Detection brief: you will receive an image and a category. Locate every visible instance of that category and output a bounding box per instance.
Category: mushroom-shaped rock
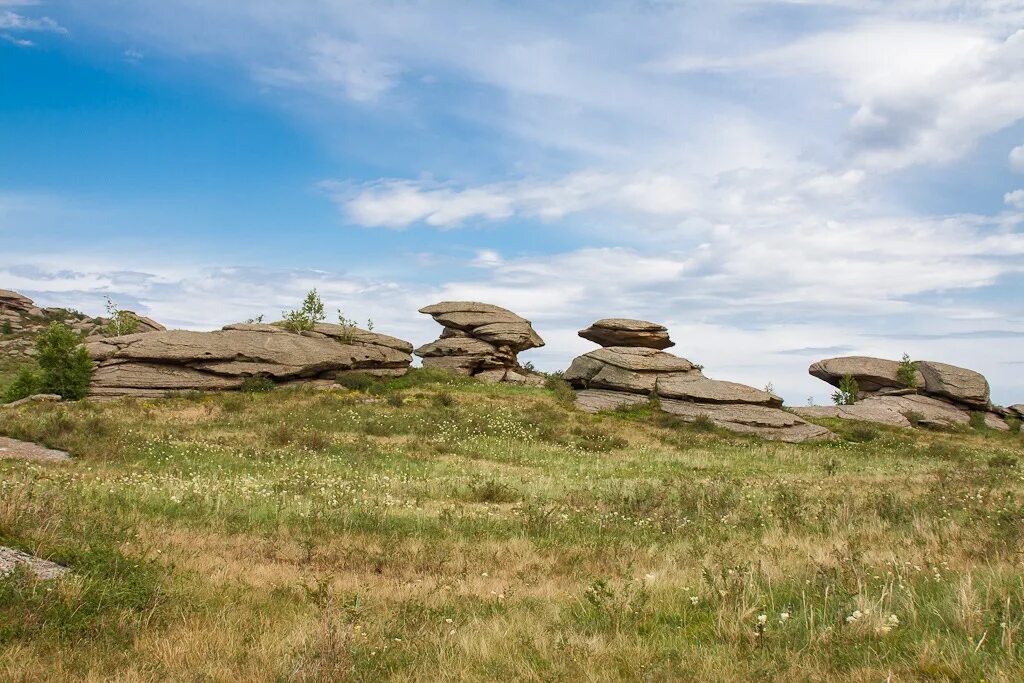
[563,329,831,442]
[415,301,544,383]
[578,318,674,350]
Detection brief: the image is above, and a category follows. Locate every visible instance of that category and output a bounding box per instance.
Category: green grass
[1,377,1023,681]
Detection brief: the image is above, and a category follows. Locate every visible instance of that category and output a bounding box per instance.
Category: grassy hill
[1,371,1023,681]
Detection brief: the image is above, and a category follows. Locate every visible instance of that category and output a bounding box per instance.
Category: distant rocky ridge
[797,356,1013,430]
[564,318,833,443]
[1,289,164,362]
[415,301,545,385]
[86,323,413,398]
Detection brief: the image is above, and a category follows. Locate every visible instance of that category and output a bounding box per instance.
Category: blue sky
[2,0,1023,405]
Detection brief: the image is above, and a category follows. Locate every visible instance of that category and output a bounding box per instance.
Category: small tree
[337,309,358,342]
[36,322,94,400]
[3,367,43,403]
[104,296,140,337]
[896,352,918,389]
[831,373,859,406]
[281,289,326,333]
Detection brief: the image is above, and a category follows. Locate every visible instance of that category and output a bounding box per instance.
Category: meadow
[1,370,1023,681]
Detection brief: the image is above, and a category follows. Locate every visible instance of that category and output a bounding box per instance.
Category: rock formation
[798,356,1011,430]
[1,289,165,363]
[87,322,413,398]
[578,318,674,350]
[414,302,545,385]
[564,319,832,443]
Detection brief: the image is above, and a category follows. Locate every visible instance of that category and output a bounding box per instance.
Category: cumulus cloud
[1011,144,1024,172]
[1005,189,1024,208]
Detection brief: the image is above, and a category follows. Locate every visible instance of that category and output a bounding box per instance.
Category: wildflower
[690,596,699,606]
[846,610,863,624]
[887,614,899,627]
[757,614,767,626]
[779,611,791,624]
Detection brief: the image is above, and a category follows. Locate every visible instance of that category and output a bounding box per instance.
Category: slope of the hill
[1,371,1023,681]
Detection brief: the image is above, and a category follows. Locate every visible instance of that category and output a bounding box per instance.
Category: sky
[1,0,1023,406]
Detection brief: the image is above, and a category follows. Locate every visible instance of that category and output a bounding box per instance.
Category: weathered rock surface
[1,394,62,409]
[0,546,70,580]
[0,436,71,462]
[1010,404,1024,419]
[566,321,830,443]
[578,319,674,350]
[809,356,923,393]
[1,289,166,367]
[916,361,991,410]
[87,322,413,398]
[415,301,544,384]
[805,355,1008,430]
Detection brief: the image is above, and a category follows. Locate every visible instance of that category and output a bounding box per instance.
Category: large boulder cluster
[86,323,413,398]
[564,319,832,443]
[1,289,164,361]
[414,302,545,385]
[797,356,1013,430]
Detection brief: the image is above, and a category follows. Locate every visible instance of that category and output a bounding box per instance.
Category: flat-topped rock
[0,289,36,314]
[809,356,923,393]
[796,394,971,429]
[578,318,674,350]
[87,323,413,397]
[586,347,694,373]
[656,373,782,407]
[1010,404,1024,419]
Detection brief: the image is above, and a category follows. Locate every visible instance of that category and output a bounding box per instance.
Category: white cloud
[1011,144,1024,172]
[1005,189,1024,208]
[0,8,64,33]
[255,35,399,103]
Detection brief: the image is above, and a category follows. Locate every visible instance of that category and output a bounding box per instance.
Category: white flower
[757,614,768,625]
[887,614,899,627]
[690,596,699,606]
[779,611,791,623]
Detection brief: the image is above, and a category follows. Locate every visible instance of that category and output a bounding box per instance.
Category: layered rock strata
[87,322,413,398]
[564,321,832,443]
[799,356,1011,430]
[415,302,545,384]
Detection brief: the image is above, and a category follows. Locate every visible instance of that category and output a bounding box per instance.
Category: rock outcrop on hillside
[87,322,413,398]
[798,355,1011,430]
[414,302,545,385]
[564,319,832,443]
[1,289,165,362]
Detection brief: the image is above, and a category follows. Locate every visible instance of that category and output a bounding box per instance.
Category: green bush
[240,376,276,393]
[896,352,918,389]
[988,454,1018,469]
[691,413,716,431]
[831,374,858,405]
[103,297,140,336]
[335,372,377,392]
[1,320,12,336]
[36,322,93,400]
[969,411,988,431]
[545,375,576,406]
[1006,417,1021,434]
[281,289,326,333]
[847,425,879,442]
[3,367,43,403]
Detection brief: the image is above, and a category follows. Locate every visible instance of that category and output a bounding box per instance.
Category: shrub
[467,479,520,503]
[103,296,140,336]
[240,376,276,393]
[847,425,878,442]
[3,367,43,403]
[903,410,924,428]
[1007,417,1021,434]
[1,320,12,335]
[434,391,455,407]
[896,353,918,389]
[336,372,377,392]
[386,394,404,407]
[337,310,358,342]
[36,322,94,400]
[988,454,1018,469]
[969,411,988,431]
[545,375,576,406]
[831,374,858,405]
[281,289,326,333]
[691,413,716,431]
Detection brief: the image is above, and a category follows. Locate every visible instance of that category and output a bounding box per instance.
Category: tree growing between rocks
[897,353,918,389]
[104,296,140,337]
[3,322,94,403]
[832,374,859,406]
[281,289,326,333]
